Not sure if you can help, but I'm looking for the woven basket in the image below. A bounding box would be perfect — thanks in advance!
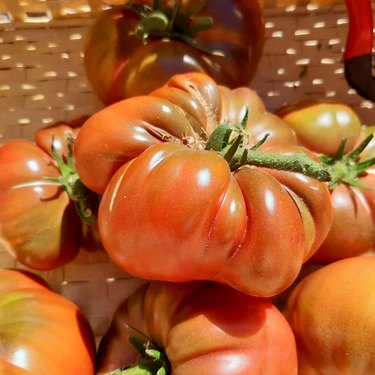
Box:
[0,0,374,343]
[0,0,345,23]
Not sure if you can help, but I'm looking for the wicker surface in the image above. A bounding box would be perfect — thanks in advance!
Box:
[0,1,346,24]
[0,0,374,341]
[0,0,373,143]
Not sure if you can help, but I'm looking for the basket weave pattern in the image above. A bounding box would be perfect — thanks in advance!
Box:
[0,0,374,341]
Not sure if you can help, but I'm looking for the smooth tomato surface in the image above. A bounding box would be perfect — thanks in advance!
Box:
[0,269,95,375]
[285,256,375,375]
[74,72,332,297]
[0,125,82,270]
[84,0,264,104]
[277,100,375,262]
[96,281,298,375]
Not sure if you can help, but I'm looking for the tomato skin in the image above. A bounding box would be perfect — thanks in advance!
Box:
[276,99,362,155]
[35,119,85,159]
[98,142,331,297]
[277,101,375,262]
[285,256,375,375]
[312,181,375,262]
[0,269,95,375]
[0,132,82,270]
[84,0,264,104]
[96,281,298,375]
[75,73,297,196]
[75,72,332,297]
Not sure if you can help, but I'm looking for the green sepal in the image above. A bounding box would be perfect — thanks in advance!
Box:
[320,133,375,190]
[205,122,233,151]
[109,327,171,375]
[118,0,222,56]
[45,135,98,225]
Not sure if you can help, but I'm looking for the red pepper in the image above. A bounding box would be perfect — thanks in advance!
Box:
[344,0,375,101]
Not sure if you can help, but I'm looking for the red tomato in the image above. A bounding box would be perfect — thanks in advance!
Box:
[74,72,332,297]
[35,116,88,158]
[277,100,375,262]
[0,269,95,375]
[36,118,104,254]
[0,125,82,270]
[84,0,265,104]
[285,256,375,374]
[96,281,298,374]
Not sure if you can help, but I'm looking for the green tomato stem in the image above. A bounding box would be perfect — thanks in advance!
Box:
[229,148,331,181]
[120,1,223,56]
[205,120,331,182]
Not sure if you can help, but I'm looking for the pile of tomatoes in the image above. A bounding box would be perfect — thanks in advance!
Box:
[1,1,375,374]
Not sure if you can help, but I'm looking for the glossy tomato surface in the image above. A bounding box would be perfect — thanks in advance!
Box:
[0,125,82,270]
[74,72,332,297]
[96,281,298,375]
[277,100,375,262]
[84,0,264,104]
[0,269,95,375]
[285,256,375,375]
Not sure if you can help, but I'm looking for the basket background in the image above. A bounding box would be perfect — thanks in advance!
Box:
[0,0,374,342]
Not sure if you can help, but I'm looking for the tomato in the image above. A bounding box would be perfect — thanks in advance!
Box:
[84,0,265,104]
[0,268,95,375]
[74,72,332,297]
[276,99,362,155]
[96,281,298,374]
[35,115,89,158]
[37,118,104,254]
[277,100,375,262]
[0,124,82,270]
[284,256,375,375]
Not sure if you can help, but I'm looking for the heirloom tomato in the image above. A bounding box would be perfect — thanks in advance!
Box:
[277,100,375,262]
[0,124,82,270]
[96,281,298,375]
[74,72,332,297]
[0,269,95,375]
[285,256,375,375]
[38,117,104,253]
[84,0,265,104]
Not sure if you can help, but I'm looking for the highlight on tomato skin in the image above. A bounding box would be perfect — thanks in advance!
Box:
[0,268,96,375]
[83,0,265,104]
[276,99,375,263]
[96,280,298,375]
[0,127,83,271]
[0,117,102,270]
[73,72,333,299]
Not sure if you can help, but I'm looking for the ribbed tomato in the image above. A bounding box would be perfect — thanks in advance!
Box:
[277,100,375,262]
[96,281,298,374]
[74,72,332,297]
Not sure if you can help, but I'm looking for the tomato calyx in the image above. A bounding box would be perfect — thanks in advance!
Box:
[205,111,331,182]
[117,0,224,56]
[320,133,375,190]
[109,325,171,375]
[45,134,99,225]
